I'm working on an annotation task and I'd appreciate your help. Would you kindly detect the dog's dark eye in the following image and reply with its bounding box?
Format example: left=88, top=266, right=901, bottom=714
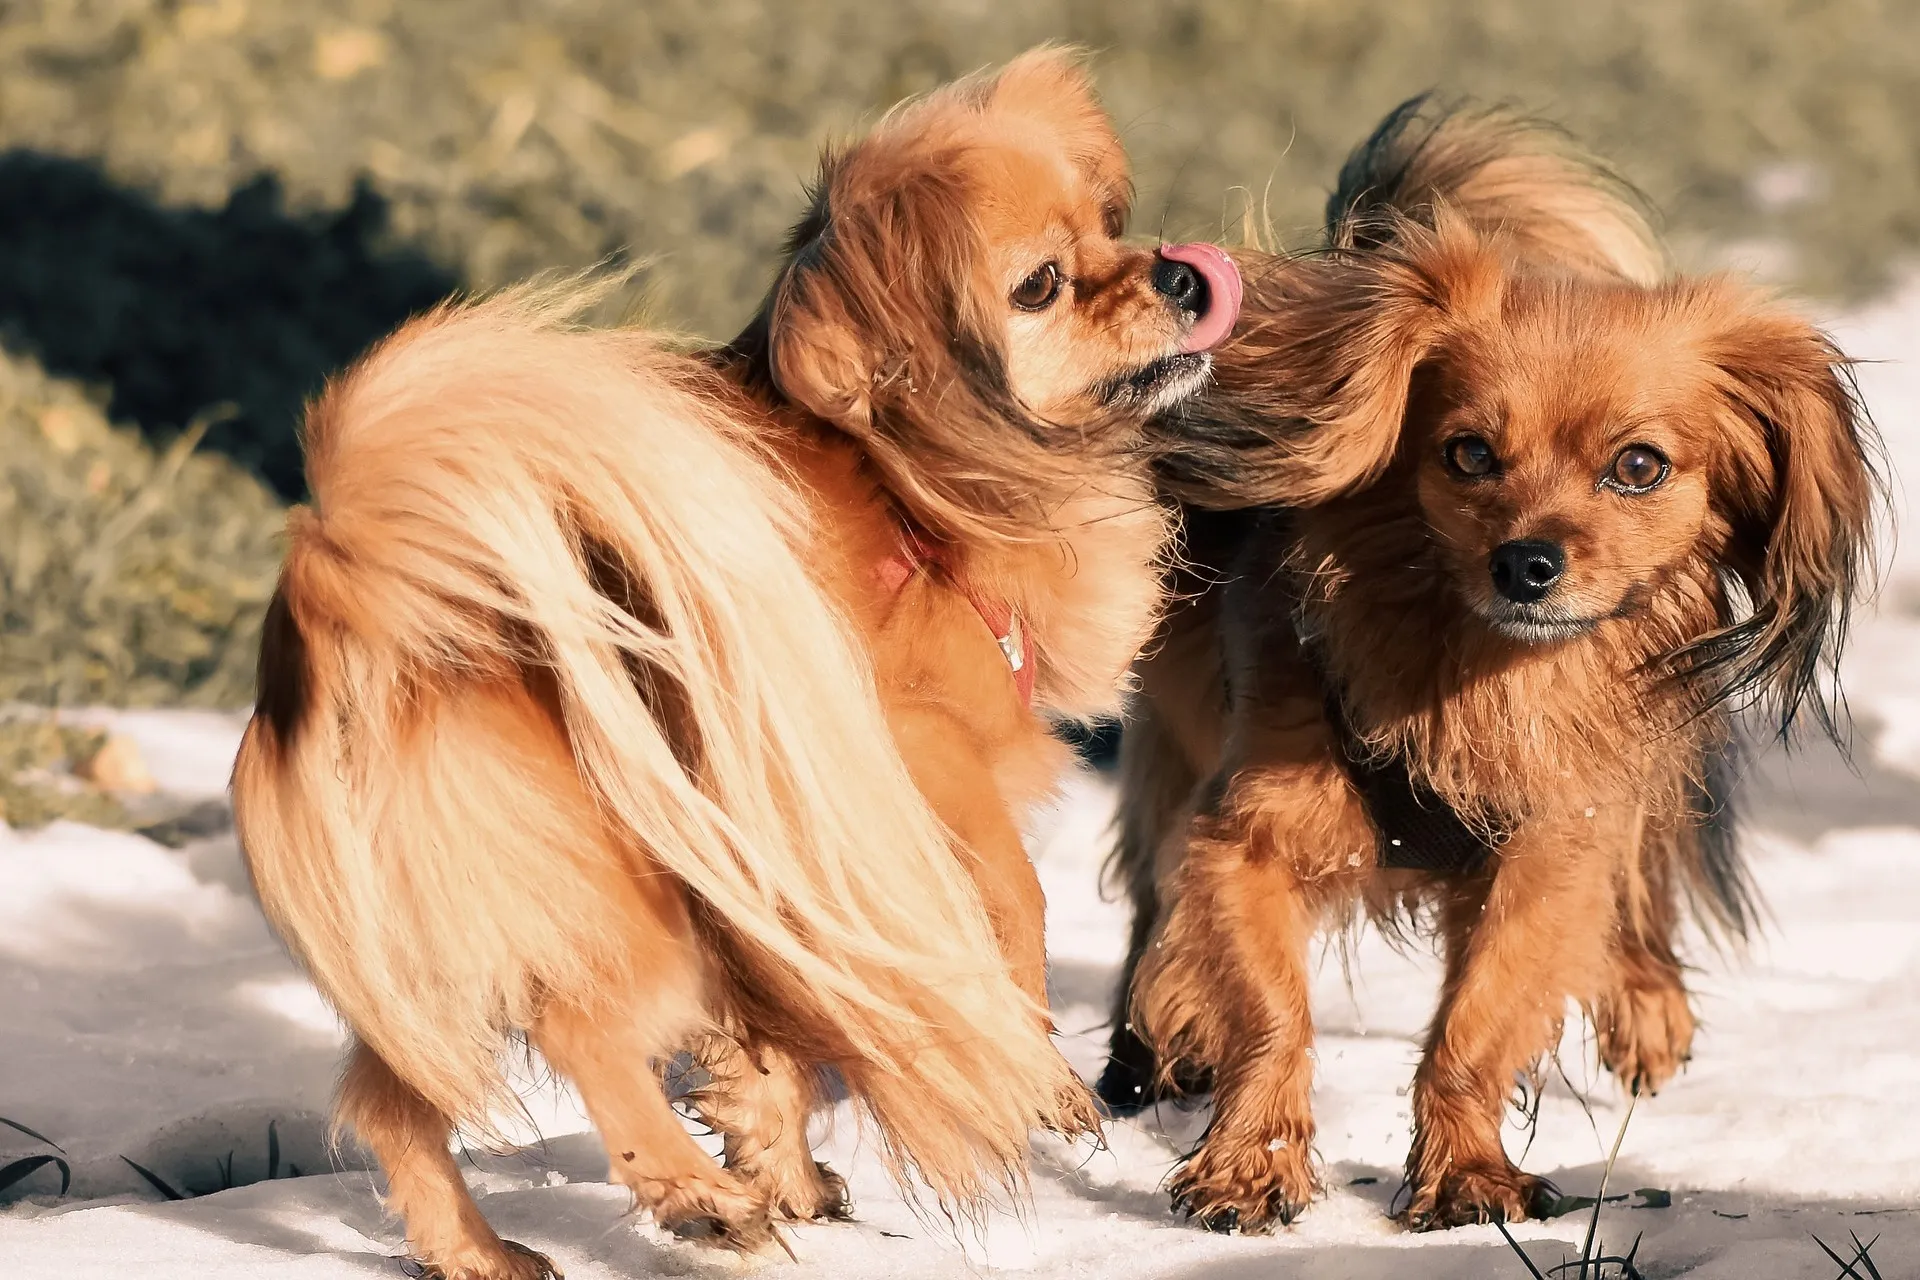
left=1010, top=262, right=1064, bottom=312
left=1605, top=444, right=1669, bottom=494
left=1443, top=435, right=1498, bottom=478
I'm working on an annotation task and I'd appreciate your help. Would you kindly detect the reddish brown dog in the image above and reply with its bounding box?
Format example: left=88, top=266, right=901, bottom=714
left=1102, top=99, right=1880, bottom=1232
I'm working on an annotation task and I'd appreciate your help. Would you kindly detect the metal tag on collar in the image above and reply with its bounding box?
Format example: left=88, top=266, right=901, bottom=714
left=998, top=613, right=1025, bottom=673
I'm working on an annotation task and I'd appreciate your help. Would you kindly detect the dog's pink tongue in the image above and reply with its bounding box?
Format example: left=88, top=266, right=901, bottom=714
left=1160, top=242, right=1243, bottom=354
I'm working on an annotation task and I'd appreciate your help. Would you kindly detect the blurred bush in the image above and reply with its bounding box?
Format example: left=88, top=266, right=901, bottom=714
left=0, top=0, right=1916, bottom=708
left=0, top=715, right=126, bottom=828
left=1, top=0, right=1911, bottom=342
left=0, top=156, right=457, bottom=500
left=0, top=349, right=282, bottom=708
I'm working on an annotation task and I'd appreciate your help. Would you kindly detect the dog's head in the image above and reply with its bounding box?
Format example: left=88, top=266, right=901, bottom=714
left=1212, top=213, right=1880, bottom=738
left=728, top=47, right=1241, bottom=540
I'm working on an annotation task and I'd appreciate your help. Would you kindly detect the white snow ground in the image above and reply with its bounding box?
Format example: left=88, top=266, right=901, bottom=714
left=4, top=283, right=1920, bottom=1278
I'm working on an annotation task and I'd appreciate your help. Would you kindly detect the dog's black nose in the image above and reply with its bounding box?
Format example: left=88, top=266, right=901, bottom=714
left=1151, top=255, right=1205, bottom=315
left=1489, top=540, right=1565, bottom=604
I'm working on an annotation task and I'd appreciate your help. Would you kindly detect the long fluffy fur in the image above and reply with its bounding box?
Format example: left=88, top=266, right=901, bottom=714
left=1151, top=97, right=1668, bottom=507
left=237, top=52, right=1225, bottom=1262
left=232, top=282, right=1078, bottom=1204
left=1107, top=100, right=1880, bottom=1232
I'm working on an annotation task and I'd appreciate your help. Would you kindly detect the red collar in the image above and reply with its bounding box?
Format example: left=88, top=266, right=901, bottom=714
left=876, top=529, right=1035, bottom=708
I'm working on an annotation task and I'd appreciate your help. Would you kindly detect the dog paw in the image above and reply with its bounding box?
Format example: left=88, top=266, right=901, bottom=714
left=1597, top=981, right=1695, bottom=1096
left=764, top=1160, right=851, bottom=1224
left=410, top=1238, right=563, bottom=1280
left=1403, top=1163, right=1559, bottom=1231
left=723, top=1139, right=851, bottom=1225
left=1047, top=1075, right=1106, bottom=1141
left=1168, top=1131, right=1319, bottom=1233
left=649, top=1177, right=781, bottom=1255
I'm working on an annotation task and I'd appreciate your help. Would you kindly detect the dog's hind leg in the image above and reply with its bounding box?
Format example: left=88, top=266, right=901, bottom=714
left=685, top=1037, right=849, bottom=1224
left=339, top=1040, right=560, bottom=1280
left=887, top=703, right=1101, bottom=1139
left=534, top=992, right=777, bottom=1254
left=1098, top=700, right=1213, bottom=1115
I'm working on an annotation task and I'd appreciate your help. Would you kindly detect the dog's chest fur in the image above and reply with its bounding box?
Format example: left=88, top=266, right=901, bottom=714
left=1273, top=504, right=1715, bottom=824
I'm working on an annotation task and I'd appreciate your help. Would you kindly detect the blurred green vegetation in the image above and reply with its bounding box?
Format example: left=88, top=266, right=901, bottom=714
left=0, top=0, right=1916, bottom=712
left=0, top=350, right=281, bottom=708
left=0, top=714, right=126, bottom=828
left=3, top=0, right=1912, bottom=333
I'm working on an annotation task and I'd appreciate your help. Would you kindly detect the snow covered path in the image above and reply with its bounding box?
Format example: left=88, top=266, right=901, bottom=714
left=8, top=723, right=1920, bottom=1280
left=4, top=281, right=1920, bottom=1278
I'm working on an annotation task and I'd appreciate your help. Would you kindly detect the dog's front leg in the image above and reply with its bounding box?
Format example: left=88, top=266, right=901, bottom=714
left=1137, top=730, right=1374, bottom=1233
left=1595, top=849, right=1696, bottom=1097
left=1404, top=815, right=1620, bottom=1229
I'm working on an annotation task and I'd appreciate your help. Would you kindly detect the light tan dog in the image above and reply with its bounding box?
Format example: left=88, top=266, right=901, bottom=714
left=231, top=49, right=1241, bottom=1278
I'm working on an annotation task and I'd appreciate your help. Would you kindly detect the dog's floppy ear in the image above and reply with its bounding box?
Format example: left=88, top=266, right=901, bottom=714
left=1679, top=292, right=1882, bottom=741
left=760, top=156, right=1069, bottom=543
left=1155, top=211, right=1497, bottom=508
left=761, top=167, right=889, bottom=428
left=739, top=57, right=1124, bottom=543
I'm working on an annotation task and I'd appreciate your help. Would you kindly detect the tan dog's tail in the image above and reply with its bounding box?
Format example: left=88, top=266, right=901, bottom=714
left=230, top=281, right=1083, bottom=1209
left=1326, top=94, right=1667, bottom=284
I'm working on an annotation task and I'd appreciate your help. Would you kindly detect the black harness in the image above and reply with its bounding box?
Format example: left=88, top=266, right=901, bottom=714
left=1304, top=640, right=1506, bottom=875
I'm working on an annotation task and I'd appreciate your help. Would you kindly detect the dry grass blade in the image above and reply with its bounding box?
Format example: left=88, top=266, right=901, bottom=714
left=1496, top=1219, right=1552, bottom=1280
left=1581, top=1092, right=1639, bottom=1274
left=1501, top=1093, right=1647, bottom=1279
left=120, top=1155, right=187, bottom=1201
left=0, top=1154, right=71, bottom=1197
left=1811, top=1233, right=1866, bottom=1280
left=1548, top=1237, right=1646, bottom=1280
left=0, top=1116, right=64, bottom=1153
left=1811, top=1231, right=1885, bottom=1280
left=1849, top=1231, right=1886, bottom=1280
